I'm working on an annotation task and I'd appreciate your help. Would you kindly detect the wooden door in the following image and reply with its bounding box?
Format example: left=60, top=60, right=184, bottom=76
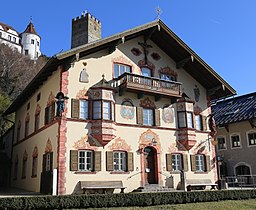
left=144, top=147, right=157, bottom=184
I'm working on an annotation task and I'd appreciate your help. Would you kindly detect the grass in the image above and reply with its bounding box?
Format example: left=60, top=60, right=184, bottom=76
left=85, top=199, right=256, bottom=210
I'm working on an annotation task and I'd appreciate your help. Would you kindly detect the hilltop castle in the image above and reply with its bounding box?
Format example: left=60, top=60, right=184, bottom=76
left=0, top=21, right=41, bottom=60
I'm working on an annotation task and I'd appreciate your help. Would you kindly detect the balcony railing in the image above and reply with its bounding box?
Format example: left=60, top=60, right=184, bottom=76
left=111, top=72, right=182, bottom=98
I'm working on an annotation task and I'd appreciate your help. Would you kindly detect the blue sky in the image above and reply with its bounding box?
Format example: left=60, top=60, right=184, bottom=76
left=1, top=1, right=255, bottom=96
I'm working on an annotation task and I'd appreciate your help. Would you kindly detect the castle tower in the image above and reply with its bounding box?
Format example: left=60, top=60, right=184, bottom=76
left=21, top=21, right=41, bottom=60
left=71, top=12, right=101, bottom=49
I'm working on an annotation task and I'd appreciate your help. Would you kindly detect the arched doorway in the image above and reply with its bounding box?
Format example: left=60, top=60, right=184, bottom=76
left=144, top=146, right=158, bottom=184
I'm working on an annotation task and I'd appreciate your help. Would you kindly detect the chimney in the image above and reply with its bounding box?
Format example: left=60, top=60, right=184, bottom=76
left=71, top=12, right=102, bottom=49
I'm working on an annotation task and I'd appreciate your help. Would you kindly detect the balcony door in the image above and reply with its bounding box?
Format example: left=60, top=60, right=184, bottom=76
left=141, top=67, right=152, bottom=77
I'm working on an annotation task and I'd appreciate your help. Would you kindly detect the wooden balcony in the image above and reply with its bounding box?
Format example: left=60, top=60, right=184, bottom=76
left=111, top=72, right=182, bottom=99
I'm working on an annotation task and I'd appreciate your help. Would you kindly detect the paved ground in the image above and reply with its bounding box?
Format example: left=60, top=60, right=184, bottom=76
left=0, top=187, right=41, bottom=197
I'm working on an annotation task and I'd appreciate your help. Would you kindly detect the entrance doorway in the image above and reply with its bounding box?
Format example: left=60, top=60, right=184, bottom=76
left=144, top=146, right=158, bottom=184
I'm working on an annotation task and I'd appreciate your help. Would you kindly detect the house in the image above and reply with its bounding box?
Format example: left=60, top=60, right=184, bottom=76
left=212, top=92, right=256, bottom=186
left=0, top=21, right=41, bottom=60
left=4, top=12, right=235, bottom=195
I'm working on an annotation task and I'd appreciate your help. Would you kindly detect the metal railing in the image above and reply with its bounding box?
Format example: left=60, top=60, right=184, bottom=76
left=225, top=175, right=256, bottom=189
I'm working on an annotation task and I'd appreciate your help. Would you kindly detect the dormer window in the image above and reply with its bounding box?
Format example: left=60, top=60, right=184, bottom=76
left=31, top=39, right=34, bottom=44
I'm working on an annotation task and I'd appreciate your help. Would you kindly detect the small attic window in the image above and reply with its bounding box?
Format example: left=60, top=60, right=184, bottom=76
left=247, top=96, right=254, bottom=100
left=225, top=109, right=239, bottom=116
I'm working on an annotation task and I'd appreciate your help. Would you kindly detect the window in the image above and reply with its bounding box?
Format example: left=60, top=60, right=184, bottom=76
left=178, top=112, right=193, bottom=128
left=113, top=151, right=127, bottom=172
left=34, top=112, right=40, bottom=131
left=172, top=154, right=182, bottom=171
left=37, top=93, right=41, bottom=102
left=37, top=41, right=40, bottom=46
left=13, top=37, right=16, bottom=43
left=78, top=150, right=93, bottom=171
left=79, top=100, right=88, bottom=119
left=143, top=108, right=154, bottom=126
left=31, top=39, right=34, bottom=44
left=93, top=100, right=113, bottom=120
left=70, top=150, right=101, bottom=172
left=160, top=73, right=176, bottom=81
left=25, top=49, right=29, bottom=55
left=45, top=153, right=52, bottom=172
left=22, top=158, right=27, bottom=179
left=114, top=63, right=131, bottom=78
left=14, top=157, right=18, bottom=180
left=141, top=67, right=152, bottom=77
left=195, top=115, right=202, bottom=130
left=27, top=103, right=30, bottom=110
left=24, top=119, right=29, bottom=138
left=195, top=154, right=205, bottom=172
left=32, top=156, right=38, bottom=177
left=217, top=137, right=226, bottom=150
left=248, top=132, right=256, bottom=146
left=8, top=35, right=11, bottom=40
left=231, top=135, right=241, bottom=148
left=44, top=103, right=55, bottom=125
left=0, top=32, right=2, bottom=37
left=16, top=122, right=21, bottom=142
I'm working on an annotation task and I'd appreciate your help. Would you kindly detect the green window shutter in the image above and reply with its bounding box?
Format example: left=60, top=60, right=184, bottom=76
left=137, top=107, right=143, bottom=125
left=202, top=115, right=207, bottom=131
left=71, top=99, right=80, bottom=118
left=44, top=107, right=49, bottom=125
left=42, top=154, right=46, bottom=172
left=166, top=153, right=172, bottom=172
left=127, top=152, right=134, bottom=171
left=106, top=151, right=113, bottom=171
left=183, top=154, right=188, bottom=172
left=94, top=151, right=101, bottom=171
left=190, top=155, right=196, bottom=172
left=70, top=150, right=78, bottom=171
left=154, top=109, right=160, bottom=126
left=206, top=155, right=211, bottom=172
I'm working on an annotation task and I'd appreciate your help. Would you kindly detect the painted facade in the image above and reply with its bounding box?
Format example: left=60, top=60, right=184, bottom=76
left=4, top=12, right=235, bottom=195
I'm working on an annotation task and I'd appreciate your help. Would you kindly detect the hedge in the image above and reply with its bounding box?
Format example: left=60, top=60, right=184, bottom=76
left=1, top=190, right=256, bottom=209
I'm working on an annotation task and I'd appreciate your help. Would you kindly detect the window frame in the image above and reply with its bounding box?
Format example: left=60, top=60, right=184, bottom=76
left=177, top=111, right=194, bottom=128
left=45, top=103, right=55, bottom=125
left=32, top=155, right=38, bottom=177
left=22, top=158, right=27, bottom=179
left=79, top=99, right=89, bottom=120
left=78, top=150, right=93, bottom=172
left=113, top=63, right=131, bottom=79
left=217, top=136, right=226, bottom=150
left=34, top=112, right=40, bottom=132
left=143, top=108, right=154, bottom=126
left=24, top=119, right=29, bottom=138
left=141, top=66, right=152, bottom=77
left=113, top=151, right=127, bottom=172
left=195, top=114, right=203, bottom=131
left=172, top=154, right=183, bottom=171
left=92, top=100, right=114, bottom=120
left=230, top=134, right=241, bottom=149
left=247, top=131, right=256, bottom=147
left=195, top=154, right=206, bottom=172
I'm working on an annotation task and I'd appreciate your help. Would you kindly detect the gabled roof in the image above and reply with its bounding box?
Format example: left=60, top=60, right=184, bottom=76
left=22, top=21, right=39, bottom=36
left=4, top=19, right=235, bottom=115
left=0, top=22, right=18, bottom=34
left=212, top=92, right=256, bottom=126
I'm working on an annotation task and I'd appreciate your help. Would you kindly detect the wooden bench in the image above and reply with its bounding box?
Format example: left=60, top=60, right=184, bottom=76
left=80, top=181, right=125, bottom=194
left=186, top=179, right=217, bottom=191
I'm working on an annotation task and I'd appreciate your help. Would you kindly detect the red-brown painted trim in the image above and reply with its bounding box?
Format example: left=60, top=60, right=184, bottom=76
left=57, top=66, right=69, bottom=195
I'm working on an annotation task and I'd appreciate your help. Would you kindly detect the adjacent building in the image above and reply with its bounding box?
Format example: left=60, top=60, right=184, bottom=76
left=4, top=12, right=235, bottom=195
left=0, top=21, right=41, bottom=60
left=212, top=92, right=256, bottom=184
